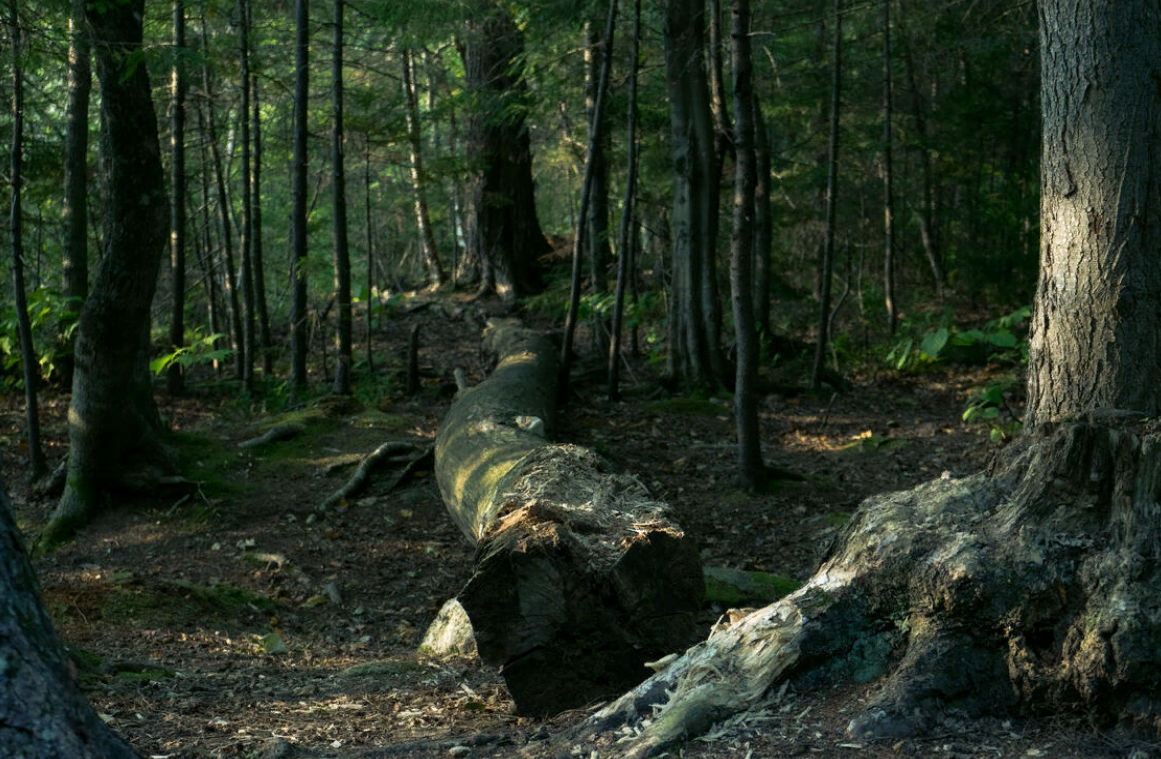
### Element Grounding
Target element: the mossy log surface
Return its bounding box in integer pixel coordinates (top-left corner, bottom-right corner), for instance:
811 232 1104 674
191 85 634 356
559 421 1161 757
434 321 704 717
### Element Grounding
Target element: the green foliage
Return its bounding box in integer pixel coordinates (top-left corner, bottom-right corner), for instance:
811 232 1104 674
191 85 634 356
885 306 1031 373
963 376 1023 443
150 329 232 376
0 288 80 388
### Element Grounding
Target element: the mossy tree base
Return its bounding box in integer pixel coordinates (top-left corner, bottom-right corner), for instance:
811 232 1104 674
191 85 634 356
566 421 1161 757
434 321 704 716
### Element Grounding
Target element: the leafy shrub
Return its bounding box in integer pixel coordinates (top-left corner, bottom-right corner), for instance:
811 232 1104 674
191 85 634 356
0 287 81 388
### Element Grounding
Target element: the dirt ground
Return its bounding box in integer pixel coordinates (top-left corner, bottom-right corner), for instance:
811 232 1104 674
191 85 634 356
5 298 1156 759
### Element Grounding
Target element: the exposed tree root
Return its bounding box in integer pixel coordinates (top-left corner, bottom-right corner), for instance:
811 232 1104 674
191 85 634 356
318 443 431 511
237 423 307 449
561 421 1161 757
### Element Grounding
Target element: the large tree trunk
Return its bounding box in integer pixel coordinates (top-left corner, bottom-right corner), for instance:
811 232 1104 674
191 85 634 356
664 0 726 391
1 474 140 758
46 1 173 542
458 4 549 301
564 1 1161 755
435 321 704 717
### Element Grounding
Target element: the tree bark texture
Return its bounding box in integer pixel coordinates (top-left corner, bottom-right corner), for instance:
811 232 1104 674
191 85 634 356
1026 0 1161 430
62 0 90 375
881 0 897 336
811 0 841 390
238 0 256 392
584 19 612 316
331 0 351 395
435 321 703 717
458 4 549 301
48 0 172 544
559 0 617 403
1 475 140 758
664 0 725 390
250 68 273 377
9 0 48 480
167 0 187 395
751 95 772 338
402 48 445 288
608 0 642 402
728 0 762 491
290 0 310 391
199 56 243 379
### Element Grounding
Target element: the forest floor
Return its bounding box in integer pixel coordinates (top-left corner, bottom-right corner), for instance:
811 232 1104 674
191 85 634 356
4 294 1151 759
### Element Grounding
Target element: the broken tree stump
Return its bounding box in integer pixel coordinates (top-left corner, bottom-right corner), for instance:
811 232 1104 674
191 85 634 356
434 320 704 717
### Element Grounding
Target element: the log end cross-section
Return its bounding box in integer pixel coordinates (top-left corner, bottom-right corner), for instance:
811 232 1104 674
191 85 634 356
434 321 704 716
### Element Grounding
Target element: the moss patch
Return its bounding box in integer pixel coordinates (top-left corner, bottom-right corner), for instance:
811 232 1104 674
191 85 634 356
351 410 408 431
102 580 274 628
703 566 802 607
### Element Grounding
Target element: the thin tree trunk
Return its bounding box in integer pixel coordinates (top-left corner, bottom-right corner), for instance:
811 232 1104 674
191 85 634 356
729 0 762 490
897 0 942 298
250 55 272 376
290 0 310 393
811 0 841 390
706 0 731 168
62 0 90 386
331 0 352 394
238 0 255 392
401 48 445 288
882 0 897 336
608 0 641 402
752 95 772 339
363 139 374 373
9 0 47 480
199 17 244 378
560 0 617 403
167 0 187 395
197 124 223 375
584 19 612 356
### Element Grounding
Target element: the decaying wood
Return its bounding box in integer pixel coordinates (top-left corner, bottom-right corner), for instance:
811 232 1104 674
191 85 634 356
434 320 703 717
562 422 1161 757
237 423 306 449
318 443 430 511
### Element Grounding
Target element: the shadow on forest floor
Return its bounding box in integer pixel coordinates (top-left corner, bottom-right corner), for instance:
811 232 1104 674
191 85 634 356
3 297 1138 758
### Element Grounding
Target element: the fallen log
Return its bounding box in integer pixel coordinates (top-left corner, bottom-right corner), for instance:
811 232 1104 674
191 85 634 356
434 320 704 717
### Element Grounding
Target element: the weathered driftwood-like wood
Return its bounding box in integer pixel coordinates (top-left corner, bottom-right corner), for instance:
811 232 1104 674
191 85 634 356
561 423 1161 757
434 320 704 717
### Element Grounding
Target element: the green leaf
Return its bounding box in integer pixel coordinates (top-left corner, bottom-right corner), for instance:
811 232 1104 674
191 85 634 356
988 331 1018 348
921 328 950 359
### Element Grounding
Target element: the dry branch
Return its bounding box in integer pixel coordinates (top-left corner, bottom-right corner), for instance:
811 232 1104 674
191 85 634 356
318 442 430 511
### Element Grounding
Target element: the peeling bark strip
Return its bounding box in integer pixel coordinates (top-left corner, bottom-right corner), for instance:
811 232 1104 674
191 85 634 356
434 321 704 716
